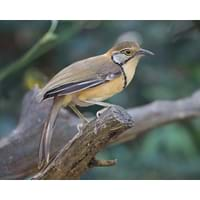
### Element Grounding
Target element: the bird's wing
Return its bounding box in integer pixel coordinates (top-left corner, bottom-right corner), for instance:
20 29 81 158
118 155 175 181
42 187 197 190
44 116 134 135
37 54 122 101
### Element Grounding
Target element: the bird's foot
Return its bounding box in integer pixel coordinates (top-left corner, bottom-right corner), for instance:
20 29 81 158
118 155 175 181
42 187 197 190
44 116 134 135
94 107 112 134
77 119 89 135
96 107 109 118
96 104 119 118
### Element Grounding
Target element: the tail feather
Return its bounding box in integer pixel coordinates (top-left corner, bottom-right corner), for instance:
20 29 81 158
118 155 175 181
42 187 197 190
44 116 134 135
38 97 63 168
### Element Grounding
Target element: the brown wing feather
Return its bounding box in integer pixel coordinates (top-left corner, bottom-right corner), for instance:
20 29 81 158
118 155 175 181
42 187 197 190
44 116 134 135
37 54 121 102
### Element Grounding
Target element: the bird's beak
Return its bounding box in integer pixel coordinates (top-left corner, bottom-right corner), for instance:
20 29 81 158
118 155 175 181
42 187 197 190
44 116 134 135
137 48 154 56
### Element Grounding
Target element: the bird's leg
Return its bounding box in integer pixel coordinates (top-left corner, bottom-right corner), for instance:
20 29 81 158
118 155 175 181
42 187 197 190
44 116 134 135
83 100 115 107
69 104 89 123
82 100 116 134
83 100 116 118
69 104 89 134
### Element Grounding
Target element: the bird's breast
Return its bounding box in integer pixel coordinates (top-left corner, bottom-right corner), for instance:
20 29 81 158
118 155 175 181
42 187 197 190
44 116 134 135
123 58 138 86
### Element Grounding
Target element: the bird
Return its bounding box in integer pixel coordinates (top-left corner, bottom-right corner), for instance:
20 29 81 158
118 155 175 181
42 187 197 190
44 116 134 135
36 41 154 168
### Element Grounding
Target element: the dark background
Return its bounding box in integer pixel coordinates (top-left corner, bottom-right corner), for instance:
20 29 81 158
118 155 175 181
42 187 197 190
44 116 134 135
0 20 200 179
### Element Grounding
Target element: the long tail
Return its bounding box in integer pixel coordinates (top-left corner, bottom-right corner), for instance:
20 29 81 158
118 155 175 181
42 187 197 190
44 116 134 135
38 96 63 168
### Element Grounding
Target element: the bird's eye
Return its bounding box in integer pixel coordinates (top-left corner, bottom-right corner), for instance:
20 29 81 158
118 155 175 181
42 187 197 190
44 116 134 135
123 49 132 56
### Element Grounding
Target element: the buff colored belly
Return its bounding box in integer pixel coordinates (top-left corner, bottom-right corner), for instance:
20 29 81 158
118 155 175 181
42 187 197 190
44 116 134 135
66 61 137 107
77 76 124 102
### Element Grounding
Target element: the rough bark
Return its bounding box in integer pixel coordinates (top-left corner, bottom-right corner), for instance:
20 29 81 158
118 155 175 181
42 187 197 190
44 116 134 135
32 106 133 179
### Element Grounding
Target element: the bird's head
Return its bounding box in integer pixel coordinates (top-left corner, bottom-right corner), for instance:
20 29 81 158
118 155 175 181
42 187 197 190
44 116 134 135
107 41 154 66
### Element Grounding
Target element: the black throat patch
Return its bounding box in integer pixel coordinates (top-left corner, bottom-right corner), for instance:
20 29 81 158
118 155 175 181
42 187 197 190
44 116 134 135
111 55 127 89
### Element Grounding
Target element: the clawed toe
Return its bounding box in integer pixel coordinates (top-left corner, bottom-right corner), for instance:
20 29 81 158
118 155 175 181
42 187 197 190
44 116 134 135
77 120 89 134
96 108 108 118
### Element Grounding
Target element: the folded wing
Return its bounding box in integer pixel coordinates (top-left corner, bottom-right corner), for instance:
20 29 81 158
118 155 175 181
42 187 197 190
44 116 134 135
36 54 121 102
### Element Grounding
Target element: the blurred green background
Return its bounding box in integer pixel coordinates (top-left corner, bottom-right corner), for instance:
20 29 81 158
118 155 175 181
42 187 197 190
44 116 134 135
0 20 200 179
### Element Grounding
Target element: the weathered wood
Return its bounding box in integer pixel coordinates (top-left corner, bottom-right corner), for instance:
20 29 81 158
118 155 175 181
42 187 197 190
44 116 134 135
32 106 133 179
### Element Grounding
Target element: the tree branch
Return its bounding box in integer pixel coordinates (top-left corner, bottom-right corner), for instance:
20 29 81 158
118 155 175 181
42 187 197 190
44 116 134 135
113 89 200 144
0 21 83 82
31 106 133 179
0 87 200 179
